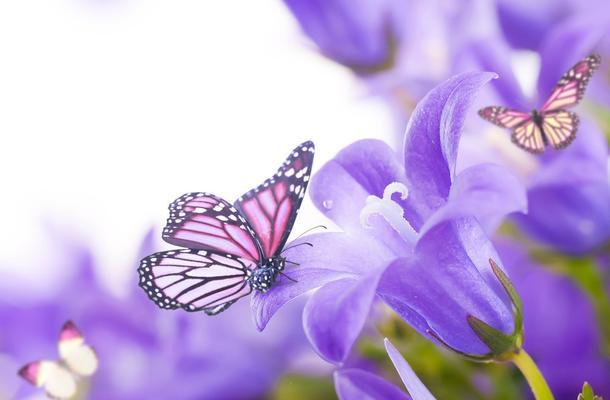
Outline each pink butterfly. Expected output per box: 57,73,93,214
138,141,315,315
18,321,98,399
479,54,601,153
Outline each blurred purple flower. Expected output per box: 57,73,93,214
282,0,400,72
334,338,436,400
282,0,504,149
497,240,610,398
494,0,608,50
0,228,315,399
253,72,527,364
537,14,610,108
512,121,610,254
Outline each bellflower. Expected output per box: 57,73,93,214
334,338,436,400
253,72,527,364
0,227,313,399
497,240,610,398
466,35,610,254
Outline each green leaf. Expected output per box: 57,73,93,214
578,382,602,400
467,315,517,360
489,259,523,340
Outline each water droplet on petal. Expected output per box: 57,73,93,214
322,200,333,209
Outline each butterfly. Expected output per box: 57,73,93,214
479,54,601,153
18,321,98,399
138,141,315,316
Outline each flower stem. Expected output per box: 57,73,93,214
510,349,554,400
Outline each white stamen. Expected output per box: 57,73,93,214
359,182,417,244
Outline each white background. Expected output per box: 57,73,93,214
0,0,393,297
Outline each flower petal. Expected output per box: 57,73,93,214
377,218,514,356
456,38,529,109
283,0,395,69
515,184,610,254
403,72,496,220
419,163,526,237
303,273,383,364
495,0,563,50
251,232,394,331
284,232,396,275
310,139,406,229
251,267,354,331
515,122,610,254
334,369,411,400
384,338,436,400
530,120,608,188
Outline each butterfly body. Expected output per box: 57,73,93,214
479,54,600,153
529,109,549,145
139,141,315,315
247,256,285,292
531,109,543,127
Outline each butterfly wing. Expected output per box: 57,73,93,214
19,361,77,399
162,192,263,263
234,141,315,258
139,249,255,315
511,120,546,154
540,54,601,112
478,106,532,128
541,110,579,149
58,321,98,377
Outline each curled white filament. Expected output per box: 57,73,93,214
359,182,417,244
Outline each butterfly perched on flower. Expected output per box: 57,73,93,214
479,54,601,153
138,141,315,315
18,321,98,399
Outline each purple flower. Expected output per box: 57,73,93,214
282,0,401,73
497,240,610,398
253,72,527,364
0,227,315,399
334,338,436,400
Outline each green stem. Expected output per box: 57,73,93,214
511,349,554,400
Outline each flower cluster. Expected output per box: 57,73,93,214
3,1,610,399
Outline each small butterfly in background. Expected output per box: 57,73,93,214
18,321,98,399
138,141,315,316
479,54,601,153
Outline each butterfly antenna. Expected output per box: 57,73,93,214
279,271,299,283
291,225,328,242
281,242,313,254
285,260,300,266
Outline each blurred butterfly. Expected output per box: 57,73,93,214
479,54,601,153
18,321,98,399
138,141,315,315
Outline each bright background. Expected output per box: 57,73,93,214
0,0,393,297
